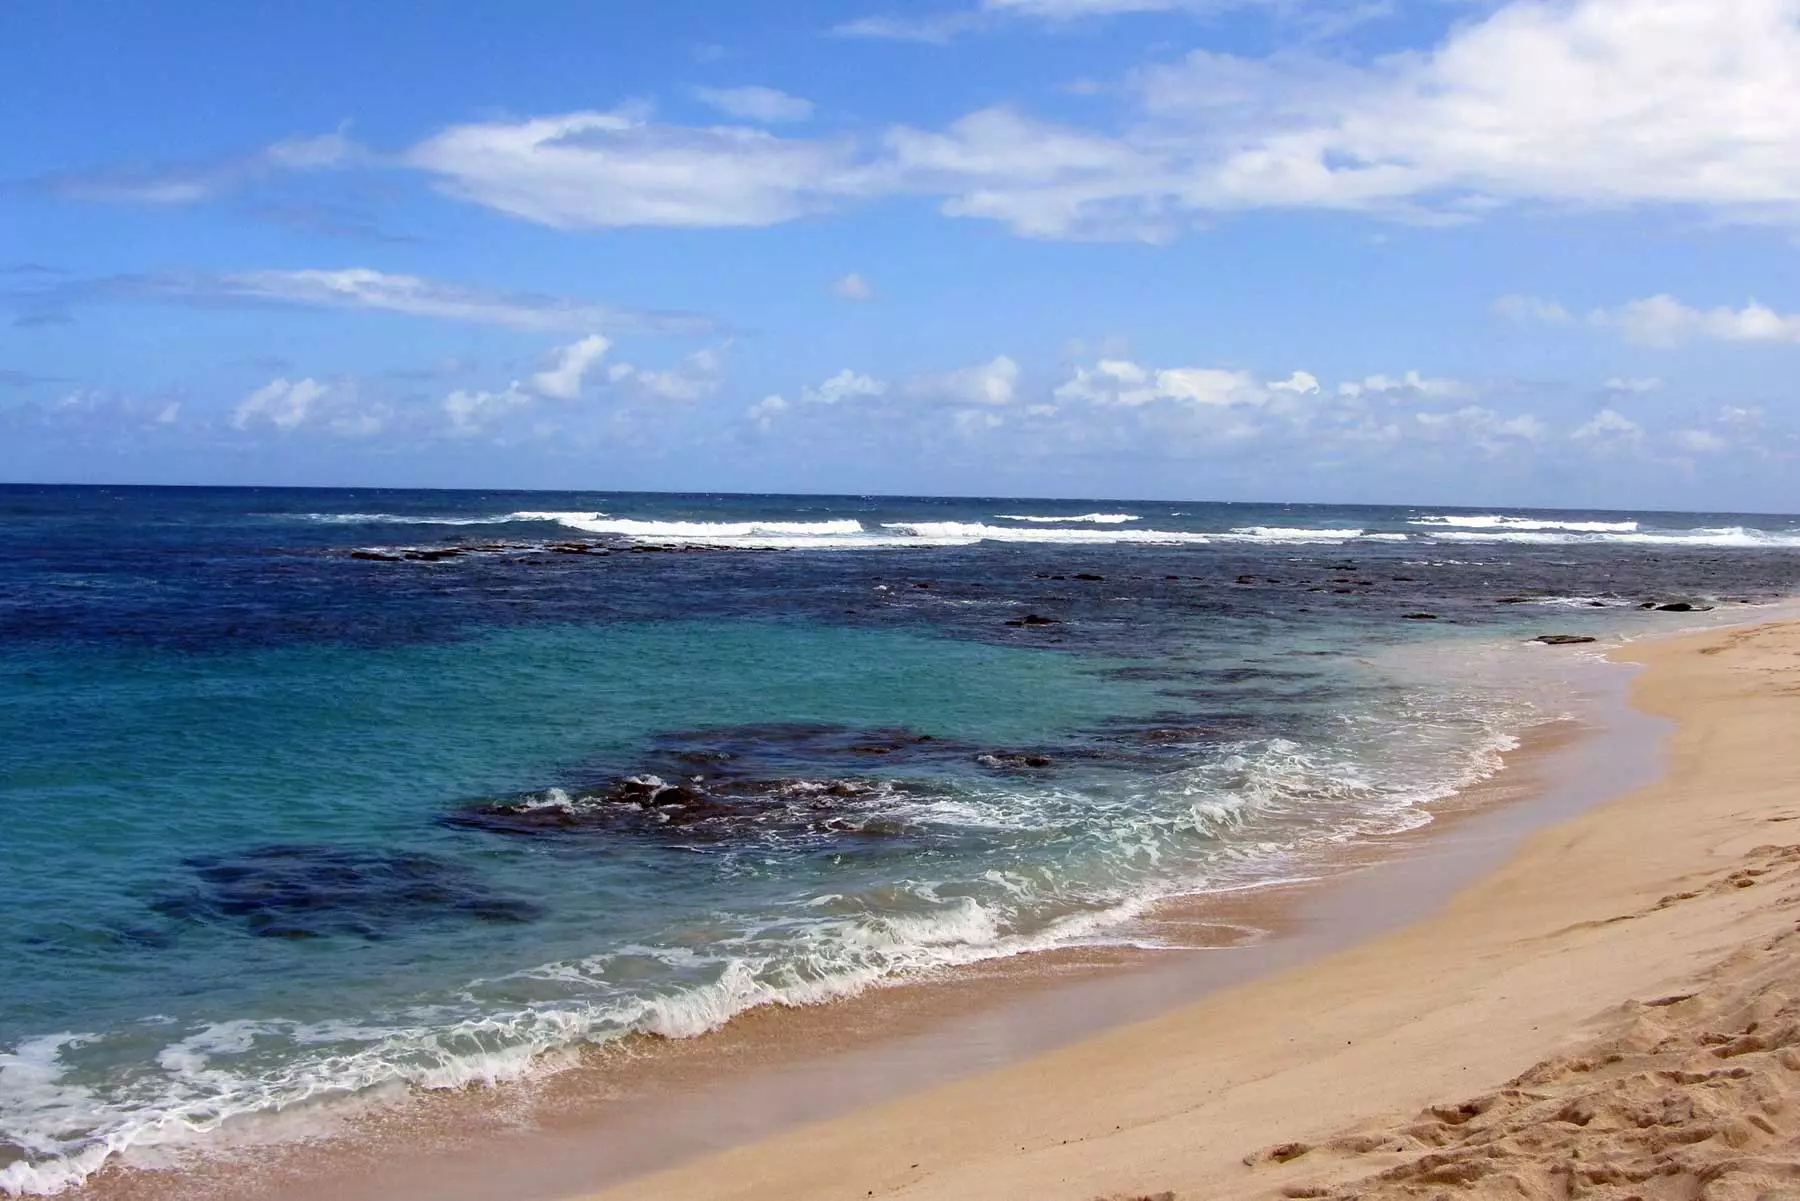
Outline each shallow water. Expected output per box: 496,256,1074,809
3,485,1798,1194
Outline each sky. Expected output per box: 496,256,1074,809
4,0,1800,510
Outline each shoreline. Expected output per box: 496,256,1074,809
58,617,1693,1201
544,616,1800,1201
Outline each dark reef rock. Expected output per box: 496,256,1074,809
975,751,1054,770
1004,614,1061,627
1533,634,1598,645
152,845,541,939
1401,612,1439,620
1073,573,1106,582
445,774,928,843
444,723,990,847
1654,602,1712,612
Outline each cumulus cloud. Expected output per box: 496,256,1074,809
1589,295,1800,348
904,355,1020,405
444,384,534,435
830,0,1800,237
1055,359,1270,406
1573,407,1643,441
802,368,888,404
607,347,727,402
832,272,875,300
531,334,612,399
1336,370,1470,400
231,378,331,431
746,394,790,432
693,86,815,124
1604,376,1663,394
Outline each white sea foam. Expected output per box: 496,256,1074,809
1412,514,1640,532
994,513,1141,524
1429,526,1800,548
292,512,557,526
1227,526,1367,542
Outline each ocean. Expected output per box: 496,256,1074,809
3,485,1799,1195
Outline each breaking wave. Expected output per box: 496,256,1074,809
1412,514,1640,533
994,513,1141,524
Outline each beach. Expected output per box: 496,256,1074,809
563,618,1800,1201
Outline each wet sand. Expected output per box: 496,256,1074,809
65,625,1683,1201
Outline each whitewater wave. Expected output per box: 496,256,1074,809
1412,514,1640,533
1428,526,1800,549
291,512,562,527
994,513,1141,524
1228,526,1370,542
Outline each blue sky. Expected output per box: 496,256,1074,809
4,0,1800,509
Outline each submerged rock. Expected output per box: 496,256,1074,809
152,845,542,939
444,775,928,843
1533,634,1598,645
975,751,1054,770
1004,614,1060,627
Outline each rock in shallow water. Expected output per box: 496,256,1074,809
152,845,542,939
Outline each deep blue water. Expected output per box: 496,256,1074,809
3,485,1799,1194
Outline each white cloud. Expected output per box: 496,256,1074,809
220,268,706,334
1589,295,1800,348
746,394,789,432
905,355,1020,405
693,86,815,124
231,378,329,431
882,107,1171,240
1267,370,1320,395
404,109,864,230
443,383,533,435
1336,370,1468,400
1056,359,1272,406
1603,376,1663,393
56,1,1800,244
7,268,717,336
1133,0,1800,218
607,347,726,403
531,334,612,399
1573,407,1643,440
802,368,888,405
832,272,875,301
857,0,1800,237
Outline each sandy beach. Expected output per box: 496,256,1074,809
560,618,1800,1201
